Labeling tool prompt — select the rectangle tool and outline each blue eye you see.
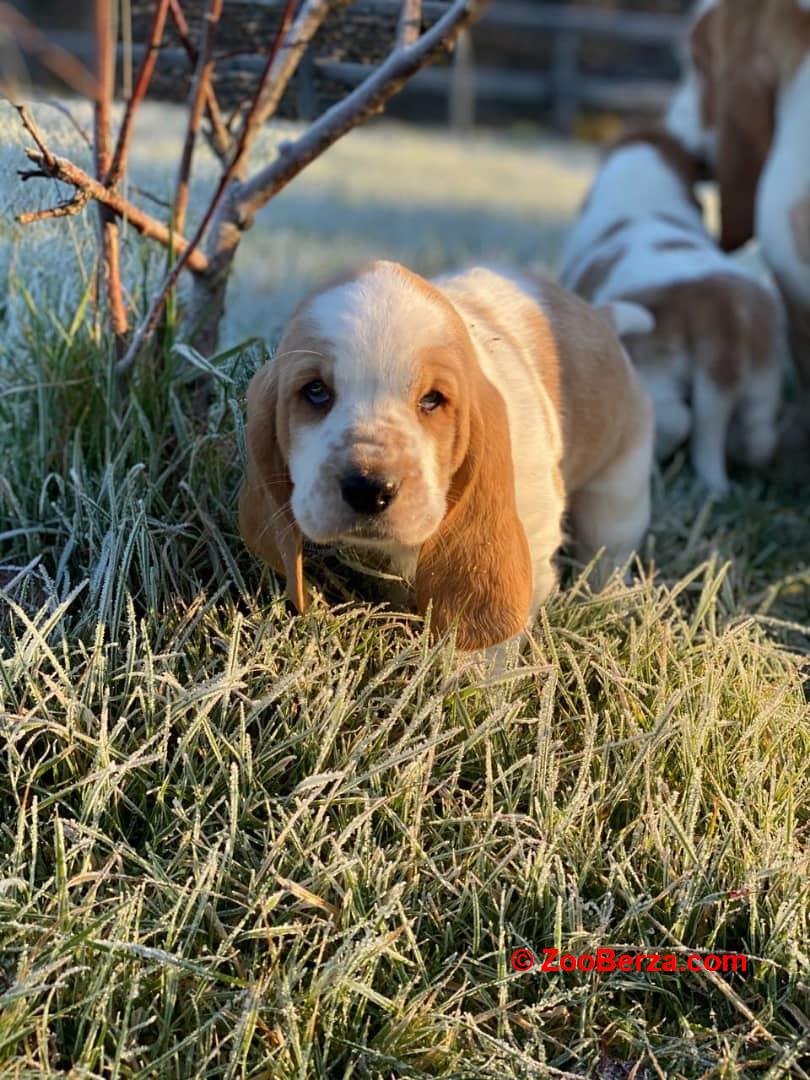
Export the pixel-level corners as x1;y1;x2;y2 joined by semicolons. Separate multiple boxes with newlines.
419;390;445;413
302;380;333;409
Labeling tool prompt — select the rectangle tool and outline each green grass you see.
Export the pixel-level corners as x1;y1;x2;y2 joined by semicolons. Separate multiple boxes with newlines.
1;283;809;1080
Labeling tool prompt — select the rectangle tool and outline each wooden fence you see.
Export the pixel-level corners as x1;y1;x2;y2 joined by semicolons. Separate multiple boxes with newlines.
41;1;690;133
313;2;690;132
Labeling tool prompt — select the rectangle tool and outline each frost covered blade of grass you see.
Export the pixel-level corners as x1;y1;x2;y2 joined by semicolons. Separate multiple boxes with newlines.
1;103;809;1078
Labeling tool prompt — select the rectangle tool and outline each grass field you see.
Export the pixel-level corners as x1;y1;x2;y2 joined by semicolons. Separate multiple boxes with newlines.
1;101;810;1078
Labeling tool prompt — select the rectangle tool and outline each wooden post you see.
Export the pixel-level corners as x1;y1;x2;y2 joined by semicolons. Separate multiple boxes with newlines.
449;26;474;132
550;28;578;136
295;45;320;122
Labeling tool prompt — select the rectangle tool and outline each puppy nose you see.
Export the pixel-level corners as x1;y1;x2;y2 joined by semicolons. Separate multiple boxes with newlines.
340;472;400;515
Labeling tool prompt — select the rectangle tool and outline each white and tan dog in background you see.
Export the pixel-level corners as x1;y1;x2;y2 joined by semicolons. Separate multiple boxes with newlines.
560;130;783;494
240;261;654;651
667;0;810;446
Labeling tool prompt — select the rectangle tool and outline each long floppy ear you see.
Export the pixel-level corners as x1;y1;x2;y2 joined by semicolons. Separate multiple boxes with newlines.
715;77;775;251
704;1;776;252
239;361;307;612
415;370;532;651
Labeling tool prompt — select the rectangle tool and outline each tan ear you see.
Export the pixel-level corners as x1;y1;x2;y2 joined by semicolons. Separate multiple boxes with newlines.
716;77;775;251
239;361;307;612
709;0;776;252
684;4;774;250
415;371;532;651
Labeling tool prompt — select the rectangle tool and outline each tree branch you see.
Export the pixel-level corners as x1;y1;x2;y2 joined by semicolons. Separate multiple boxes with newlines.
17;147;209;272
17;191;91;224
94;0;129;347
173;0;225;235
236;0;331;169
240;0;485;220
182;0;486;355
108;0;172;186
117;0;314;373
168;0;232;159
12;0;486;372
13;103;56;169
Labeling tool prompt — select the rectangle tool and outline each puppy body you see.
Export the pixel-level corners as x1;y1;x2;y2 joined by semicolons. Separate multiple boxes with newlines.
240;261;653;650
667;0;810;435
560;132;783;492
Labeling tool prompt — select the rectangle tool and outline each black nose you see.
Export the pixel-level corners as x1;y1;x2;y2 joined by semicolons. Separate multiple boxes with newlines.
340;472;400;515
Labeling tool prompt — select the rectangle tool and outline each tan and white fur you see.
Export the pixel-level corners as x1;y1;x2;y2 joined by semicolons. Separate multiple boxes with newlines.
667;0;810;445
240;261;654;651
560;131;783;493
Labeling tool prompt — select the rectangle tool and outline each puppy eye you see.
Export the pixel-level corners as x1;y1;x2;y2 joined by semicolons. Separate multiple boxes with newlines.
419;390;445;413
301;380;333;409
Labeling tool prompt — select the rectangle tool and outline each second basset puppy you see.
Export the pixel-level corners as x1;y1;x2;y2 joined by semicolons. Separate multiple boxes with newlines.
560;131;783;493
667;0;810;445
239;261;654;651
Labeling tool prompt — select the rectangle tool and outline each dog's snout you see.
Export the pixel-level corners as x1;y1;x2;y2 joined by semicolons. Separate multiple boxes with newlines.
340;472;400;515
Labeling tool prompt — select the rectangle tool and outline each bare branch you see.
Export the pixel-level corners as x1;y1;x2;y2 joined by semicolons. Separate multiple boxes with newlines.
173;0;225;235
183;0;486;354
396;0;422;49
17;190;90;224
240;0;331;164
0;2;100;99
108;0;172;186
93;0;114;182
17;147;209;271
240;0;486;220
117;0;315;373
216;0;319;145
13;103;56;169
168;0;232;159
94;0;129;346
11;0;478;373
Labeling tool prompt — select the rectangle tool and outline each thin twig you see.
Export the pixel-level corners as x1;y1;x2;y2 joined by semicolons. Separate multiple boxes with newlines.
13;103;56;168
173;0;225;235
238;0;324;167
168;0;232;158
17;147;208;271
108;0;172;186
44;98;93;148
239;0;486;219
396;0;422;48
184;0;485;353
94;0;129;346
216;0;326;166
189;0;305;176
0;2;100;99
17;191;90;224
94;0;114;180
132;184;172;209
117;0;309;373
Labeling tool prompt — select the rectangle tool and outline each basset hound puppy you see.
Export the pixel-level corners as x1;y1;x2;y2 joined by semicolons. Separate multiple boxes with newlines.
666;0;810;445
239;261;654;651
560;130;783;493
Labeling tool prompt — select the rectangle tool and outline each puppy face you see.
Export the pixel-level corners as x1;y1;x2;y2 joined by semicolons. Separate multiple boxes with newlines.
275;262;472;551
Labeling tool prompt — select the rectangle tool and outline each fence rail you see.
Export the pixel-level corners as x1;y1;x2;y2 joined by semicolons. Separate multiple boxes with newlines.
41;2;689;133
